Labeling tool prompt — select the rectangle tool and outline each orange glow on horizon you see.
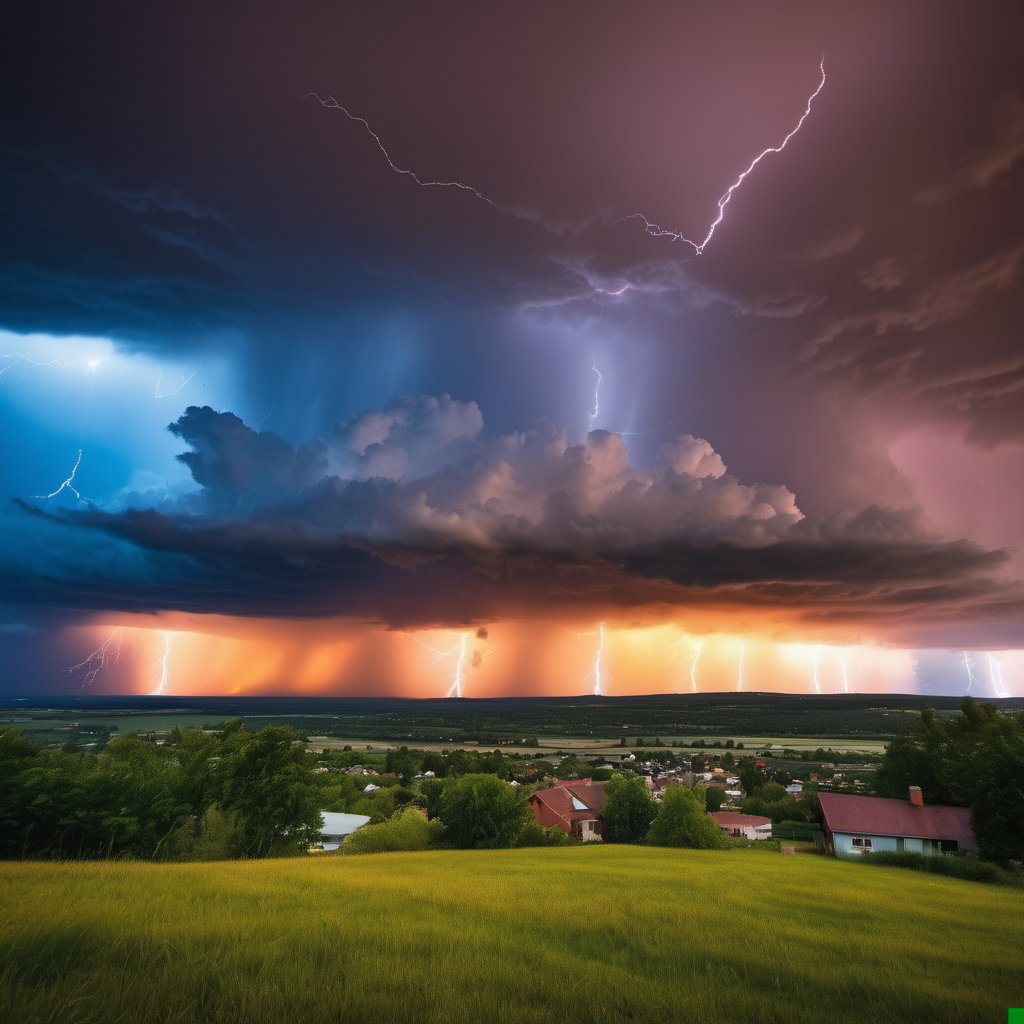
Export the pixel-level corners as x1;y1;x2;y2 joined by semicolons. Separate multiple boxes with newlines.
55;612;1024;698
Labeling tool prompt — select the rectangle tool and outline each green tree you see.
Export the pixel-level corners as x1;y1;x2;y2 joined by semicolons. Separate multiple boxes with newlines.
385;746;420;785
704;787;726;812
602;773;656;843
435;774;529;849
647;786;725;849
219;726;321;856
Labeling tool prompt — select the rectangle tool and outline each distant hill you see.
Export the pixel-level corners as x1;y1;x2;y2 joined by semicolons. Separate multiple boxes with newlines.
4;692;1023;742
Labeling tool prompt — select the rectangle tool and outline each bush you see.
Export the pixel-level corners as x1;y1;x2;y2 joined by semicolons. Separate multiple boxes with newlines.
341;808;445;855
863;850;1023;887
515;820;575;847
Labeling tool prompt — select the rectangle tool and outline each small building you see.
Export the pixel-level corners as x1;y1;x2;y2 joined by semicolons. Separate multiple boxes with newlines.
711;812;773;840
819;787;975;857
318;812;371;851
529;781;608;842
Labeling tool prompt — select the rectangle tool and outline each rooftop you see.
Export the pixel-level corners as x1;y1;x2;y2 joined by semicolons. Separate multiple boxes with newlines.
818;792;975;849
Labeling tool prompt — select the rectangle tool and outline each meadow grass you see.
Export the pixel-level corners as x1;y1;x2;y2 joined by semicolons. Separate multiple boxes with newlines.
1;847;1021;1024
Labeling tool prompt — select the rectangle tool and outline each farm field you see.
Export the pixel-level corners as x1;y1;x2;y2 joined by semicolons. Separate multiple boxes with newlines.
309;734;889;756
1;848;1020;1024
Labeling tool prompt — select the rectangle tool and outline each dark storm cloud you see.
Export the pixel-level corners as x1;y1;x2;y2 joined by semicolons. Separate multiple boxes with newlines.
4;403;1021;646
3;0;1024;663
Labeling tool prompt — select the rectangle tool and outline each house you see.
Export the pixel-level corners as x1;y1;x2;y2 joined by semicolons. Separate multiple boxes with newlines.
318;812;371;851
818;787;975;857
711;811;773;840
529;781;608;841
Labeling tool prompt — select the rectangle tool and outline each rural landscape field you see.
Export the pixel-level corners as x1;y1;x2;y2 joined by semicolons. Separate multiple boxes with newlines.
3;847;1021;1024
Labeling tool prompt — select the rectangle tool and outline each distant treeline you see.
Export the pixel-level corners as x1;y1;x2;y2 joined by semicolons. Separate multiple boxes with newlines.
7;692;1006;744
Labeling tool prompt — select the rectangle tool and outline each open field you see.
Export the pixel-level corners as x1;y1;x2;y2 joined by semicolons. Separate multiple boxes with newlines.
1;848;1021;1024
309;734;890;756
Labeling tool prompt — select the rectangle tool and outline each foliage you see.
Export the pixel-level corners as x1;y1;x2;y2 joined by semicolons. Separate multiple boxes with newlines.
0;724;321;860
704;787;725;812
515;820;574;847
873;699;1024;865
435;774;529;849
647;786;725;849
863;850;1023;887
160;805;247;861
384;747;420;785
602;773;656;843
341;808;444;855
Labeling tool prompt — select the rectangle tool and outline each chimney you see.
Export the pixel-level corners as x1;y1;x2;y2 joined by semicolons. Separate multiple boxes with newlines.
908;786;924;807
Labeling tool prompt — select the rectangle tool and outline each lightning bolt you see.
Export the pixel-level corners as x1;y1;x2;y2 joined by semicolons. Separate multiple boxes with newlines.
736;640;746;692
1;349;102;384
588;359;603;432
34;449;90;503
68;628;125;686
690;639;703;693
592;622;606;696
962;651;976;694
155;367;197;399
668;636;703;693
412;632;471;698
810;646;821;694
987;653;1009;699
303;92;500;209
151;631;172;696
627;57;827;254
306;57;825;258
839;651;850;694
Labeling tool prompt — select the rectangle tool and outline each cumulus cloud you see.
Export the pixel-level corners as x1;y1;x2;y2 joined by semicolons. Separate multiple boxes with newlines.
6;398;1022;646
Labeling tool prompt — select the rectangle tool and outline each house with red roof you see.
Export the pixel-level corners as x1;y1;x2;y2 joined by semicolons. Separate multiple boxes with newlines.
529;781;608;841
711;811;773;840
818;786;975;857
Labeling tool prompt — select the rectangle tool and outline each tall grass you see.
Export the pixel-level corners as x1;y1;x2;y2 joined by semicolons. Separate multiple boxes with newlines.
1;847;1022;1023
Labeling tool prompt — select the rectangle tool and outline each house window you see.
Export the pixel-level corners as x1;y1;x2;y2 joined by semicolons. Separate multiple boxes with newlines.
851;837;873;849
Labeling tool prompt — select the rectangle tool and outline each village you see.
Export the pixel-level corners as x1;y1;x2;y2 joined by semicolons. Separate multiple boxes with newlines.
314;744;978;860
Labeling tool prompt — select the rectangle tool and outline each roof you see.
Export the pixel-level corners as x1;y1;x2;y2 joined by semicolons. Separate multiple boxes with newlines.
818;793;975;850
530;782;608;824
712;812;772;828
320;812;371;838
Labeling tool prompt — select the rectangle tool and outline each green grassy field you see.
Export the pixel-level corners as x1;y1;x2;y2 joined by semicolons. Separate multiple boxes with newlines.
1;848;1021;1024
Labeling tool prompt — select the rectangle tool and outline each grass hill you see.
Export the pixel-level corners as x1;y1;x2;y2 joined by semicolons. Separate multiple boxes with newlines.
1;847;1021;1023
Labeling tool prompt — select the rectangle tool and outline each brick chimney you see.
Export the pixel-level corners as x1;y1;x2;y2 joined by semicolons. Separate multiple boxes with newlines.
908;786;924;807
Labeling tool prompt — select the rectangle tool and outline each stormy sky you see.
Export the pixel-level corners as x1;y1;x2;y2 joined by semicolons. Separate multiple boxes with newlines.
2;1;1023;696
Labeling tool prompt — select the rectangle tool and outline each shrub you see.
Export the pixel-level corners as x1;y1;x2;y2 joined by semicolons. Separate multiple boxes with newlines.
863;850;1023;887
341;808;445;855
515;820;575;847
